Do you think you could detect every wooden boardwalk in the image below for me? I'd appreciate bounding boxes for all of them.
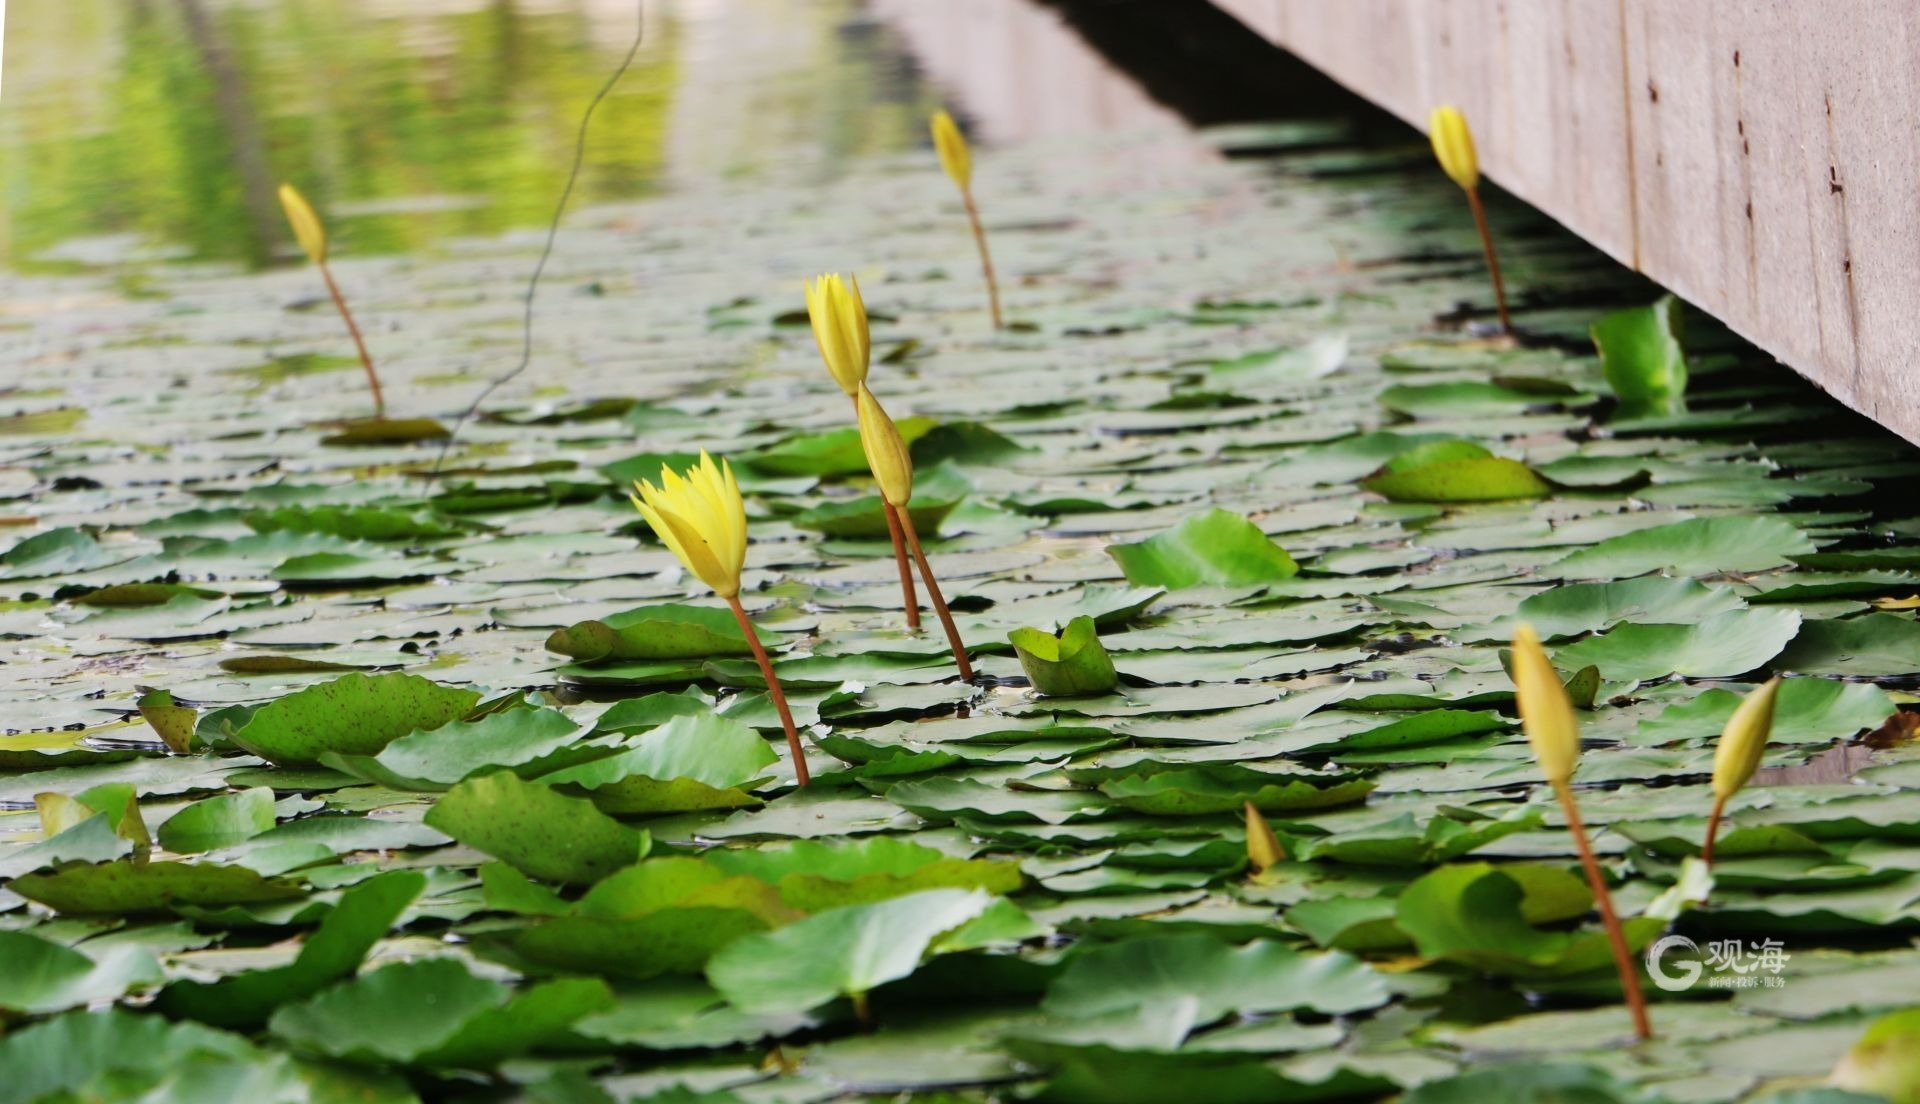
[1214,0,1920,444]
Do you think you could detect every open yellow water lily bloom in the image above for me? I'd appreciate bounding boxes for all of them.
[1713,677,1781,800]
[1428,105,1479,191]
[856,385,914,507]
[805,274,871,397]
[931,109,971,189]
[1511,623,1578,786]
[278,183,328,264]
[630,451,748,598]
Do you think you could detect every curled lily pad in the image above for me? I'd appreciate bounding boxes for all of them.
[1009,616,1120,697]
[10,860,305,915]
[1592,294,1687,419]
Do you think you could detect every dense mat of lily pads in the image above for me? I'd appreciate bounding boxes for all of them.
[3,119,1919,1102]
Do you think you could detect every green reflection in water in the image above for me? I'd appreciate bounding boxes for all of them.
[2,0,679,271]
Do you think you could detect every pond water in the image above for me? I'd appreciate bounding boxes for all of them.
[0,0,1000,271]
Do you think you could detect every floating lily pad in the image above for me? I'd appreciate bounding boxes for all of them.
[1108,510,1299,589]
[424,772,649,885]
[227,672,481,767]
[544,603,753,663]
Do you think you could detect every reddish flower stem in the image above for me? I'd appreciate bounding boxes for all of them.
[1557,783,1652,1040]
[727,595,810,787]
[317,260,385,418]
[961,187,1003,330]
[897,510,974,682]
[1466,185,1512,334]
[882,502,922,630]
[1702,793,1728,866]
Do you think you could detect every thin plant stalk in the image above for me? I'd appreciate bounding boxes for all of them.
[882,502,922,630]
[317,260,385,417]
[854,393,920,630]
[1556,783,1652,1040]
[726,596,810,787]
[897,511,974,682]
[1702,793,1728,866]
[961,187,1003,330]
[1464,186,1512,334]
[850,991,873,1031]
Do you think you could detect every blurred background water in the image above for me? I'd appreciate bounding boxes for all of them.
[0,0,1191,273]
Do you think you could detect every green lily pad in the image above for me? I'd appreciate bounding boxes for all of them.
[0,929,163,1014]
[268,956,611,1068]
[742,417,939,478]
[1361,441,1549,503]
[702,837,1024,912]
[544,603,754,663]
[156,870,425,1028]
[10,860,306,915]
[226,672,481,768]
[1041,933,1389,1022]
[1108,510,1299,589]
[424,772,649,885]
[1394,863,1662,979]
[1592,294,1687,419]
[1552,517,1816,580]
[1638,678,1895,745]
[789,465,970,539]
[1100,765,1375,816]
[706,888,994,1014]
[318,416,452,446]
[155,787,277,853]
[1010,616,1120,697]
[1777,613,1920,676]
[537,711,778,814]
[324,705,592,790]
[1552,608,1802,682]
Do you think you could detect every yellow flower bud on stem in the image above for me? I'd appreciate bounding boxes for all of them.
[1511,623,1652,1041]
[857,385,973,682]
[1704,677,1782,866]
[279,183,385,418]
[1428,107,1511,335]
[931,112,1003,330]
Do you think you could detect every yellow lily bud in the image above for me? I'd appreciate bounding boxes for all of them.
[1245,801,1284,873]
[855,385,914,508]
[931,110,972,190]
[1511,623,1579,787]
[630,450,749,599]
[1428,105,1479,191]
[804,274,871,397]
[278,182,328,264]
[1712,677,1781,801]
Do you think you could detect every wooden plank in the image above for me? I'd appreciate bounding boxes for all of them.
[1219,0,1920,443]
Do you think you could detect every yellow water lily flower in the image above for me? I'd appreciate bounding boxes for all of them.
[805,273,871,397]
[1511,623,1578,786]
[1713,677,1781,801]
[630,451,748,599]
[1428,105,1478,191]
[278,182,328,264]
[931,109,971,189]
[855,385,913,507]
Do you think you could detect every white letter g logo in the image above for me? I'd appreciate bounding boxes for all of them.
[1646,934,1702,992]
